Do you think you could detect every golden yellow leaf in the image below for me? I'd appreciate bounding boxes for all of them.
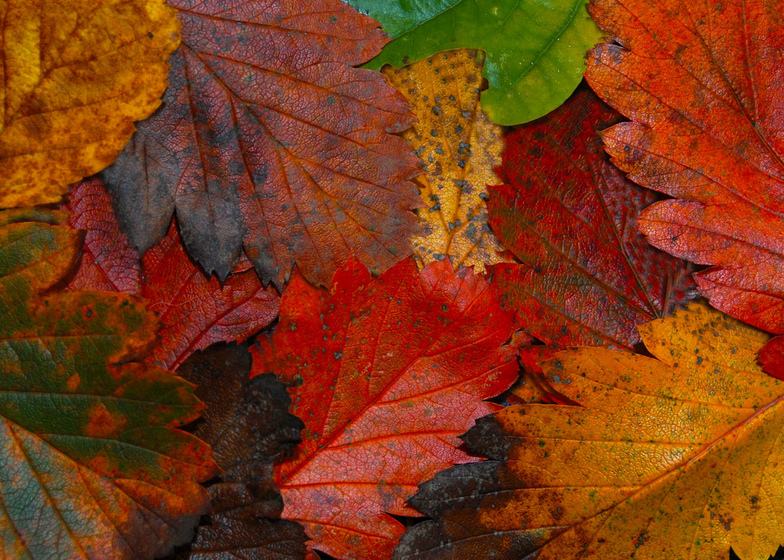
[383,49,511,273]
[397,302,784,560]
[0,0,180,208]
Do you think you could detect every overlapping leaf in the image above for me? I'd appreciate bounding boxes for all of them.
[395,303,784,560]
[104,0,421,286]
[352,0,603,125]
[382,49,511,273]
[176,344,307,559]
[0,0,180,207]
[0,211,217,558]
[67,178,279,370]
[488,86,695,353]
[252,257,518,559]
[584,0,784,364]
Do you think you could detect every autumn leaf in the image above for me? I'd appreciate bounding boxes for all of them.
[584,0,784,361]
[0,210,218,558]
[352,0,603,125]
[0,0,180,208]
[67,177,280,371]
[252,257,518,559]
[381,49,511,274]
[176,343,307,559]
[103,0,422,287]
[488,86,696,352]
[394,302,784,560]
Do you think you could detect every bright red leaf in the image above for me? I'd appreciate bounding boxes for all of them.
[487,86,695,352]
[67,178,279,370]
[251,257,518,559]
[102,0,421,287]
[584,0,784,363]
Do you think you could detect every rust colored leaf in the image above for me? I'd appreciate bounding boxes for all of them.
[252,257,518,559]
[103,0,421,286]
[176,343,307,560]
[0,211,218,558]
[584,1,784,341]
[488,86,695,351]
[67,177,280,370]
[395,303,784,560]
[0,0,180,208]
[382,49,512,273]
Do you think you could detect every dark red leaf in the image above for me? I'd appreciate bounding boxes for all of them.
[103,0,421,287]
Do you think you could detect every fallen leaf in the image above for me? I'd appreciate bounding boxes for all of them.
[382,49,512,274]
[67,177,280,370]
[176,343,307,560]
[394,302,784,560]
[0,0,179,208]
[353,0,603,125]
[0,210,218,558]
[103,0,421,286]
[488,86,696,351]
[584,0,784,365]
[252,257,518,559]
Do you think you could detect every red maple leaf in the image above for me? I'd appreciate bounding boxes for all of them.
[102,0,421,287]
[252,257,518,559]
[584,0,784,372]
[488,87,695,352]
[67,178,279,370]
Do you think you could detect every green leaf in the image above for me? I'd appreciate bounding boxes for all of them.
[0,211,218,559]
[353,0,604,125]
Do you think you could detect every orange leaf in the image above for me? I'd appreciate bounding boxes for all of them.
[584,0,784,367]
[395,303,784,560]
[0,0,179,207]
[252,257,518,559]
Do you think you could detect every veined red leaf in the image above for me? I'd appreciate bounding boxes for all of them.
[252,257,518,559]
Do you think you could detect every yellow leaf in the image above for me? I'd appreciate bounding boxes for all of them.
[383,49,511,273]
[0,0,180,208]
[398,302,784,560]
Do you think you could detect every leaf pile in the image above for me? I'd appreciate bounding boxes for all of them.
[6,0,784,559]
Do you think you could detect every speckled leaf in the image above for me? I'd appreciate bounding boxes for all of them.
[252,256,518,559]
[67,177,280,371]
[103,0,421,287]
[488,86,696,352]
[0,0,179,208]
[176,344,307,560]
[584,0,784,377]
[382,49,512,273]
[395,303,784,560]
[0,212,218,558]
[352,0,603,125]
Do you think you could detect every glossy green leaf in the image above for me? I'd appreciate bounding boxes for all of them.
[352,0,603,125]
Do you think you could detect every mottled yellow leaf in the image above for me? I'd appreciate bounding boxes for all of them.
[0,0,180,208]
[383,49,511,273]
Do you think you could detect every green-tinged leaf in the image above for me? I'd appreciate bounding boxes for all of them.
[0,211,218,559]
[353,0,603,125]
